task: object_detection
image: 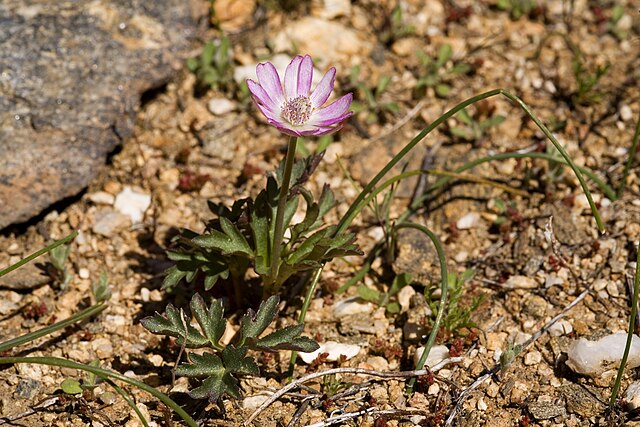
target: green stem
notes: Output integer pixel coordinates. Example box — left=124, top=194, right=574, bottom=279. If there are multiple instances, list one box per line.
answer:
left=499, top=91, right=603, bottom=232
left=0, top=303, right=107, bottom=353
left=266, top=136, right=298, bottom=296
left=398, top=223, right=448, bottom=393
left=617, top=112, right=640, bottom=199
left=400, top=151, right=616, bottom=226
left=609, top=241, right=640, bottom=409
left=0, top=356, right=198, bottom=427
left=335, top=89, right=604, bottom=235
left=288, top=267, right=323, bottom=376
left=0, top=231, right=78, bottom=279
left=105, top=379, right=151, bottom=427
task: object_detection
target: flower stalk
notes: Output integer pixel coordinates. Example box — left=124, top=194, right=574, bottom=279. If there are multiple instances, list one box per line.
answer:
left=266, top=136, right=298, bottom=295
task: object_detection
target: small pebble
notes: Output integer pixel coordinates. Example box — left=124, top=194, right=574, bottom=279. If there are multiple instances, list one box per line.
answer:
left=620, top=105, right=633, bottom=122
left=87, top=191, right=115, bottom=205
left=548, top=319, right=573, bottom=337
left=207, top=97, right=236, bottom=115
left=625, top=380, right=640, bottom=410
left=332, top=297, right=374, bottom=318
left=78, top=268, right=90, bottom=279
left=114, top=186, right=151, bottom=224
left=524, top=350, right=542, bottom=366
left=299, top=341, right=361, bottom=364
left=414, top=345, right=450, bottom=369
left=456, top=212, right=480, bottom=230
left=477, top=397, right=488, bottom=411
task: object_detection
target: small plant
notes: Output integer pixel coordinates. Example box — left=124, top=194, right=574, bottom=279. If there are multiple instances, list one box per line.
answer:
left=47, top=242, right=73, bottom=289
left=571, top=53, right=610, bottom=106
left=414, top=45, right=471, bottom=98
left=379, top=4, right=414, bottom=45
left=499, top=341, right=522, bottom=371
left=61, top=359, right=105, bottom=398
left=186, top=37, right=234, bottom=95
left=141, top=294, right=318, bottom=401
left=449, top=106, right=506, bottom=143
left=348, top=66, right=400, bottom=124
left=164, top=55, right=360, bottom=300
left=357, top=272, right=412, bottom=314
left=425, top=269, right=482, bottom=337
left=496, top=0, right=541, bottom=20
left=163, top=154, right=361, bottom=300
left=91, top=271, right=112, bottom=303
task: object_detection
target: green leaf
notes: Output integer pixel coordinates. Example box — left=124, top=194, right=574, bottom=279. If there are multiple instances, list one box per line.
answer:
left=237, top=296, right=279, bottom=345
left=287, top=228, right=328, bottom=265
left=389, top=272, right=412, bottom=296
left=435, top=83, right=452, bottom=98
left=480, top=115, right=506, bottom=130
left=190, top=294, right=226, bottom=349
left=386, top=302, right=401, bottom=314
left=252, top=324, right=319, bottom=353
left=192, top=218, right=253, bottom=256
left=376, top=75, right=391, bottom=95
left=221, top=345, right=259, bottom=376
left=91, top=271, right=111, bottom=303
left=162, top=265, right=187, bottom=290
left=61, top=379, right=83, bottom=395
left=140, top=304, right=209, bottom=348
left=357, top=285, right=381, bottom=303
left=436, top=44, right=453, bottom=68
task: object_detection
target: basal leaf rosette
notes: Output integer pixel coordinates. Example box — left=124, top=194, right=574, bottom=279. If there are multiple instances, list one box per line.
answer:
left=247, top=54, right=353, bottom=136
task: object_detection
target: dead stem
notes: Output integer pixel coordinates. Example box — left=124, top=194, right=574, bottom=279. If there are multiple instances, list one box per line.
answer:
left=244, top=357, right=463, bottom=425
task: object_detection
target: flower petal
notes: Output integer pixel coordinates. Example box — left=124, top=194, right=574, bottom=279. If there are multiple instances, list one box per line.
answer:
left=296, top=55, right=313, bottom=98
left=256, top=62, right=285, bottom=106
left=247, top=79, right=278, bottom=111
left=255, top=101, right=283, bottom=124
left=310, top=67, right=336, bottom=108
left=310, top=93, right=353, bottom=125
left=284, top=55, right=303, bottom=100
left=314, top=111, right=353, bottom=127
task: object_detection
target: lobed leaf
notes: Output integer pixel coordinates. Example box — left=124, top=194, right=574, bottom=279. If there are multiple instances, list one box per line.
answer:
left=140, top=304, right=208, bottom=348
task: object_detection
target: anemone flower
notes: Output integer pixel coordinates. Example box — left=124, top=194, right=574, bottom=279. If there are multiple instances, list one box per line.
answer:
left=246, top=55, right=353, bottom=137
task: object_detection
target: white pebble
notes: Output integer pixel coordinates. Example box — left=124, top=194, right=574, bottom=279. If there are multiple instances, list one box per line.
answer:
left=566, top=332, right=640, bottom=376
left=414, top=345, right=450, bottom=369
left=78, top=268, right=90, bottom=279
left=620, top=105, right=633, bottom=122
left=114, top=186, right=151, bottom=224
left=299, top=341, right=361, bottom=364
left=207, top=97, right=236, bottom=115
left=456, top=212, right=480, bottom=230
left=332, top=297, right=374, bottom=318
left=548, top=319, right=573, bottom=337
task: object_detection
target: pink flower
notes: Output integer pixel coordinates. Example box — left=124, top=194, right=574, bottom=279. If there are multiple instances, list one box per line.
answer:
left=247, top=55, right=353, bottom=137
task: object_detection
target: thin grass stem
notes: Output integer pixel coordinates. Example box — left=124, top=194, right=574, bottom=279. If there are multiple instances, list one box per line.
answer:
left=0, top=356, right=198, bottom=427
left=0, top=231, right=78, bottom=279
left=617, top=112, right=640, bottom=199
left=397, top=223, right=448, bottom=393
left=104, top=378, right=151, bottom=427
left=609, top=241, right=640, bottom=409
left=0, top=303, right=107, bottom=353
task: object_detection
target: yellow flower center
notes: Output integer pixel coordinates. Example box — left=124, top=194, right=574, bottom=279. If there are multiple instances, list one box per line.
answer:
left=282, top=96, right=312, bottom=126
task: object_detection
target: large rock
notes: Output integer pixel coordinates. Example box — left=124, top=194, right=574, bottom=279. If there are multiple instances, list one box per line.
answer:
left=0, top=0, right=198, bottom=229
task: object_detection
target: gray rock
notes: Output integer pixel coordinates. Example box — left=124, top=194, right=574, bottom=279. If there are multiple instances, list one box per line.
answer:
left=527, top=401, right=567, bottom=420
left=0, top=0, right=198, bottom=229
left=15, top=378, right=41, bottom=400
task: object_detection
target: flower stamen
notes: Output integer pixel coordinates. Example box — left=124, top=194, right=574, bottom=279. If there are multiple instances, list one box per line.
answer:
left=282, top=96, right=312, bottom=126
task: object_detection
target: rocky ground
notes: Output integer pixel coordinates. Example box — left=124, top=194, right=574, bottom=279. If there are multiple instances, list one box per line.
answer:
left=1, top=0, right=640, bottom=426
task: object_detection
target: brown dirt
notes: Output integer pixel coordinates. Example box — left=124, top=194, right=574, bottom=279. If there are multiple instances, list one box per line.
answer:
left=1, top=1, right=640, bottom=426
